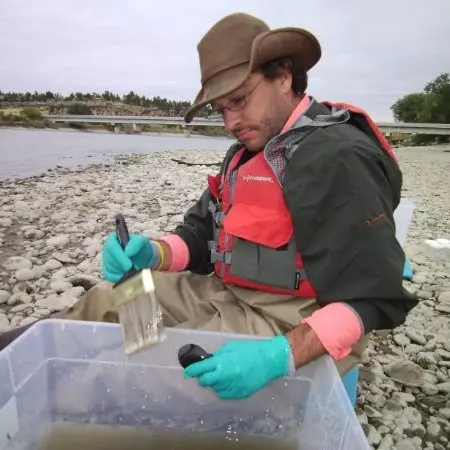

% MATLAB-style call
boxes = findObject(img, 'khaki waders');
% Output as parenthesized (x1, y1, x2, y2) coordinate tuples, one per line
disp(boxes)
(56, 271, 369, 376)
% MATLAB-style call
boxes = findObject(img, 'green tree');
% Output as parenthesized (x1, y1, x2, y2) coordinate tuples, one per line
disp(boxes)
(391, 73, 450, 124)
(391, 93, 426, 122)
(391, 73, 450, 145)
(422, 73, 450, 124)
(424, 73, 450, 95)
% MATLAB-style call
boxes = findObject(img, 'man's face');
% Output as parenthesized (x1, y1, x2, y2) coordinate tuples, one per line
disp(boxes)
(211, 71, 294, 152)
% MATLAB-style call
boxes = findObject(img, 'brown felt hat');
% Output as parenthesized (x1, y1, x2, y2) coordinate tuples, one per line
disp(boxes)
(184, 12, 322, 123)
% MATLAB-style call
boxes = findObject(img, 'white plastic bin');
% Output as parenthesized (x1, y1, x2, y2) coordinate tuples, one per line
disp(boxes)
(0, 319, 370, 449)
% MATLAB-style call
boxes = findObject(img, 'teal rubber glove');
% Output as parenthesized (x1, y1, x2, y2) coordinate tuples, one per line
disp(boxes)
(184, 335, 292, 399)
(101, 232, 157, 283)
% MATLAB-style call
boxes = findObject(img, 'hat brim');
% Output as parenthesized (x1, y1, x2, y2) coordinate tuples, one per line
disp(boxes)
(184, 27, 321, 123)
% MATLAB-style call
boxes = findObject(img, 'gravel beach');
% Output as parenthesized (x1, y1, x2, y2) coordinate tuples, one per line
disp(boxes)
(0, 144, 449, 449)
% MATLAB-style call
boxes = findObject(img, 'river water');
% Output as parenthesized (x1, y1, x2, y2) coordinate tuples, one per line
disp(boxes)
(0, 128, 234, 181)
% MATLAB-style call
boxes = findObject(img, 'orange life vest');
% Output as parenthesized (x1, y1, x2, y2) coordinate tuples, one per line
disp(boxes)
(207, 102, 398, 297)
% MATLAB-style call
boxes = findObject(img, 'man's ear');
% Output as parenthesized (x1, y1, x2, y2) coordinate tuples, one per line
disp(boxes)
(277, 68, 293, 95)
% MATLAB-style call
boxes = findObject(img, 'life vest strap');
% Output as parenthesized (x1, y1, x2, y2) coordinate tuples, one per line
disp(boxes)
(211, 250, 232, 264)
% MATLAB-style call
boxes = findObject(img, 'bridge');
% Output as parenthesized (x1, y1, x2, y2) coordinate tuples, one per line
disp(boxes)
(43, 114, 450, 136)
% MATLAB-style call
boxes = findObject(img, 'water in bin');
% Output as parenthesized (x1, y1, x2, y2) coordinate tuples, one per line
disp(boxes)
(39, 422, 296, 449)
(39, 343, 295, 449)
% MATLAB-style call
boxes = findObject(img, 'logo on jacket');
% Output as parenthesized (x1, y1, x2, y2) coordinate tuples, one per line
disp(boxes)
(242, 175, 274, 183)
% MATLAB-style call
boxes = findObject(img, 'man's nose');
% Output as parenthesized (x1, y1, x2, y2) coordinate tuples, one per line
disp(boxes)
(223, 109, 241, 134)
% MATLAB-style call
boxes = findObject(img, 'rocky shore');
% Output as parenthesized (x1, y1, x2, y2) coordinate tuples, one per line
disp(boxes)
(0, 145, 449, 449)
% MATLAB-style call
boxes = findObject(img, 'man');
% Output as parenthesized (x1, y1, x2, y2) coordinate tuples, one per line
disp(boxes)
(1, 13, 417, 401)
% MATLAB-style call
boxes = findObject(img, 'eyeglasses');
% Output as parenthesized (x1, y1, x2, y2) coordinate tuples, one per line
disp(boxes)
(213, 77, 264, 116)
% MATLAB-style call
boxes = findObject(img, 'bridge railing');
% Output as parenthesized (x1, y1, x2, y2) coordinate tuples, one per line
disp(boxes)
(42, 114, 450, 135)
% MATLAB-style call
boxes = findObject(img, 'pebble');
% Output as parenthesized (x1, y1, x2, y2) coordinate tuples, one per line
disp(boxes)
(49, 280, 73, 293)
(392, 392, 415, 406)
(405, 328, 427, 345)
(46, 235, 69, 248)
(9, 304, 31, 314)
(0, 314, 9, 332)
(51, 251, 75, 264)
(24, 229, 45, 239)
(19, 316, 38, 327)
(6, 294, 19, 306)
(435, 303, 450, 314)
(378, 435, 395, 450)
(15, 268, 39, 282)
(31, 308, 51, 318)
(3, 256, 33, 271)
(417, 352, 439, 369)
(426, 422, 441, 440)
(357, 412, 368, 425)
(0, 290, 10, 304)
(0, 218, 13, 227)
(394, 333, 411, 346)
(42, 259, 63, 271)
(438, 408, 450, 420)
(437, 290, 450, 303)
(436, 348, 450, 359)
(403, 406, 422, 424)
(410, 423, 426, 438)
(436, 381, 450, 393)
(367, 425, 382, 446)
(396, 439, 416, 450)
(382, 400, 403, 417)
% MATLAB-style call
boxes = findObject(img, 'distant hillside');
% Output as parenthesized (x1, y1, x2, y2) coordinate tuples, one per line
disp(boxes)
(0, 90, 226, 136)
(0, 90, 212, 117)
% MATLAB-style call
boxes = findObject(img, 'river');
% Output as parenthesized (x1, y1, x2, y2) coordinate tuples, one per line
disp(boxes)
(0, 128, 234, 181)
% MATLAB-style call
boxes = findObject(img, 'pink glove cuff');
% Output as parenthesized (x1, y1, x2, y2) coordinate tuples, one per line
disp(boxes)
(159, 234, 190, 272)
(302, 302, 363, 361)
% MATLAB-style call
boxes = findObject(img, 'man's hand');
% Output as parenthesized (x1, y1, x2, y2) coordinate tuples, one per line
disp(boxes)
(102, 233, 156, 282)
(184, 335, 292, 399)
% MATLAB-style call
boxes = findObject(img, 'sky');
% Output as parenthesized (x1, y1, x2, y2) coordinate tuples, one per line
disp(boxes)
(1, 0, 449, 121)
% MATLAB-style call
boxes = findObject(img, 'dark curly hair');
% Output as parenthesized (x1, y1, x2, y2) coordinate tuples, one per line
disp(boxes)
(258, 57, 308, 94)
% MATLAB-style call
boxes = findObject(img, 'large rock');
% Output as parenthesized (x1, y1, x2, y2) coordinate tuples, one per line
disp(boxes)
(385, 361, 425, 387)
